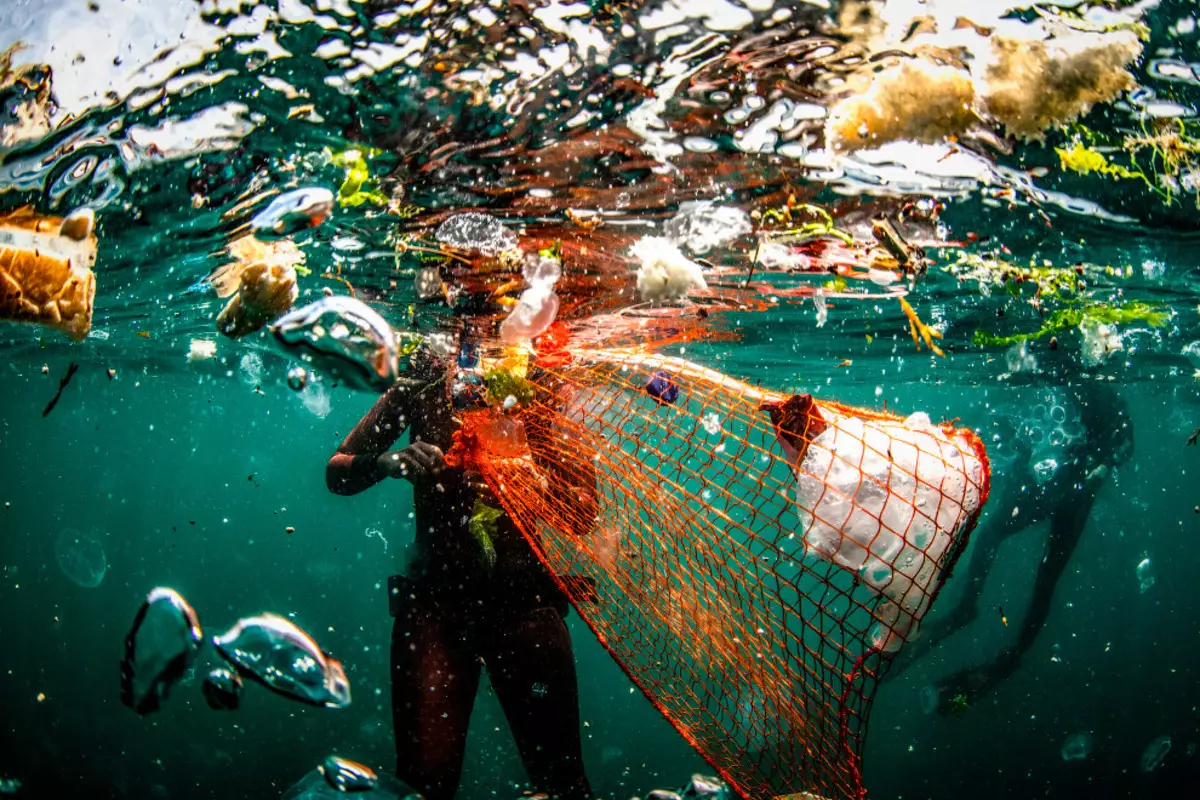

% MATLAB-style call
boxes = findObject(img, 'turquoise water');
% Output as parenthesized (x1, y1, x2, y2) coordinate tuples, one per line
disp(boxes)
(4, 1, 1200, 798)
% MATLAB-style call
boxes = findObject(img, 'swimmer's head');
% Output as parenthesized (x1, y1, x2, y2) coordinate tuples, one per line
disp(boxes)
(414, 252, 522, 318)
(413, 212, 524, 316)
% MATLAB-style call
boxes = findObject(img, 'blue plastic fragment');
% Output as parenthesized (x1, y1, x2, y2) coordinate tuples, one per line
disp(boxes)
(645, 371, 679, 405)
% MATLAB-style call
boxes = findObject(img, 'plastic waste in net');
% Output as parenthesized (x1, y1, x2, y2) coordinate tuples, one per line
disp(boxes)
(448, 346, 989, 800)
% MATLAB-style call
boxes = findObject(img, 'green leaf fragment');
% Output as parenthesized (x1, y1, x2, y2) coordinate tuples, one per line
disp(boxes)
(328, 147, 388, 208)
(468, 499, 502, 571)
(484, 368, 535, 407)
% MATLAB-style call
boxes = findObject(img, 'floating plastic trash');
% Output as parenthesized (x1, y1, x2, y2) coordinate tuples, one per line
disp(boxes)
(446, 346, 989, 800)
(282, 760, 419, 800)
(213, 613, 351, 709)
(320, 755, 378, 792)
(645, 370, 679, 405)
(0, 206, 97, 341)
(119, 588, 203, 715)
(1140, 734, 1171, 772)
(201, 667, 244, 711)
(663, 202, 751, 255)
(55, 528, 107, 588)
(1061, 731, 1093, 761)
(250, 188, 334, 241)
(433, 212, 518, 257)
(270, 296, 399, 392)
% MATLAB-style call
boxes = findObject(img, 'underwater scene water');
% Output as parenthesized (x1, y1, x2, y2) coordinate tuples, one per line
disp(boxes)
(3, 1, 1200, 799)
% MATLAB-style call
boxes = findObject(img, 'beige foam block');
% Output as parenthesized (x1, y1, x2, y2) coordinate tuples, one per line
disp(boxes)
(0, 207, 97, 341)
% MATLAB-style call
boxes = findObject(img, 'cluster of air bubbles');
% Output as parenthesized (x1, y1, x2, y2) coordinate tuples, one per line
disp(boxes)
(119, 587, 352, 721)
(239, 351, 265, 387)
(1023, 396, 1085, 463)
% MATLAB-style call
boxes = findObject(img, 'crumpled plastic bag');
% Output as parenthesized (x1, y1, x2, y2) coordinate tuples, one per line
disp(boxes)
(0, 206, 97, 341)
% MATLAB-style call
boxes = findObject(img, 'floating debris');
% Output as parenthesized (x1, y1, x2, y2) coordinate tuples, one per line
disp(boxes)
(1061, 731, 1093, 761)
(433, 212, 518, 258)
(41, 361, 79, 417)
(663, 202, 751, 255)
(55, 528, 106, 588)
(645, 371, 679, 405)
(899, 298, 944, 357)
(1140, 734, 1172, 772)
(211, 236, 301, 339)
(320, 755, 378, 792)
(201, 667, 244, 711)
(681, 774, 726, 800)
(270, 296, 399, 392)
(249, 188, 334, 241)
(631, 236, 707, 303)
(213, 613, 351, 708)
(119, 588, 203, 715)
(499, 253, 561, 347)
(0, 206, 97, 341)
(188, 339, 218, 362)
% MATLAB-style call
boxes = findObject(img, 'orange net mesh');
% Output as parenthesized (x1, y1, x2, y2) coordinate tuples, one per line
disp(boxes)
(447, 345, 990, 800)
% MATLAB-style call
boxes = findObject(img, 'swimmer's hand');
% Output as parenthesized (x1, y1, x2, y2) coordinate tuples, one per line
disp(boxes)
(377, 442, 446, 485)
(463, 466, 497, 503)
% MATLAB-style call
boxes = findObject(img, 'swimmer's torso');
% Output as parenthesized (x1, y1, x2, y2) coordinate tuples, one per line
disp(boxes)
(401, 349, 546, 594)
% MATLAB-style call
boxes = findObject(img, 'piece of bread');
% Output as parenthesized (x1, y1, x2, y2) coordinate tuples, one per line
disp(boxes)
(0, 206, 97, 341)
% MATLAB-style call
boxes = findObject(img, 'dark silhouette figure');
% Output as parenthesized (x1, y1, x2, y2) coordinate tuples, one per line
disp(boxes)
(887, 377, 1133, 712)
(326, 343, 591, 800)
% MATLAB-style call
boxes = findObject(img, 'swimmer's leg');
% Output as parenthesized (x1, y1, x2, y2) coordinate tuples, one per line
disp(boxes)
(485, 606, 592, 800)
(886, 516, 1013, 678)
(927, 487, 1096, 713)
(391, 596, 481, 800)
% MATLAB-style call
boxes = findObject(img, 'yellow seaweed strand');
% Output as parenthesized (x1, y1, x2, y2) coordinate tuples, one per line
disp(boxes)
(899, 297, 945, 357)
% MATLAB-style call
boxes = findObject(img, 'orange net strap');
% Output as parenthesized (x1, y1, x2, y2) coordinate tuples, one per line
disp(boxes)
(449, 347, 990, 800)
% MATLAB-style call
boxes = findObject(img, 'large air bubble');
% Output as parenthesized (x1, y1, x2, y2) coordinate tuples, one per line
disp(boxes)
(213, 613, 351, 709)
(119, 588, 203, 715)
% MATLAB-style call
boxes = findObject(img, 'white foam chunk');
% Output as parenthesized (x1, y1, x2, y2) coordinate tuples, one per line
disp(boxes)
(795, 409, 986, 648)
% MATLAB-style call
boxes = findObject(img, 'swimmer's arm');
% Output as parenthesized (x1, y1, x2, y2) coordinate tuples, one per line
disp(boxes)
(326, 381, 413, 495)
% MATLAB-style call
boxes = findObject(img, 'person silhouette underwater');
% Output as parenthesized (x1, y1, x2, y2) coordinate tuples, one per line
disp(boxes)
(325, 270, 592, 800)
(885, 354, 1134, 713)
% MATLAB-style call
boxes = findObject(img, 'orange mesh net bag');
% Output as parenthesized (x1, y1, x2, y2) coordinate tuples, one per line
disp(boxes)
(447, 341, 990, 800)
